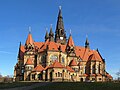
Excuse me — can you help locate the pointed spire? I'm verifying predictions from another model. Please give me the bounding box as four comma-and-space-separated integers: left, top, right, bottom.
67, 34, 74, 47
58, 6, 62, 17
45, 28, 49, 41
19, 41, 21, 47
18, 41, 21, 59
56, 6, 64, 30
25, 27, 34, 45
49, 24, 54, 41
85, 35, 90, 49
55, 6, 67, 44
49, 24, 54, 36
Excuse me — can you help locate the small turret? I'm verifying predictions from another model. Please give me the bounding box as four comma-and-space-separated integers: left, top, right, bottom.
49, 25, 54, 42
45, 29, 49, 41
25, 27, 34, 51
66, 32, 76, 56
85, 36, 90, 49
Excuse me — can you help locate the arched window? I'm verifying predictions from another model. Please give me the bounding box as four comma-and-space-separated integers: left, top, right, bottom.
58, 72, 60, 77
62, 57, 65, 63
92, 64, 95, 74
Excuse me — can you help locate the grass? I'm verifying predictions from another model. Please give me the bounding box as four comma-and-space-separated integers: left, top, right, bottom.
31, 82, 120, 90
0, 82, 35, 89
0, 82, 120, 90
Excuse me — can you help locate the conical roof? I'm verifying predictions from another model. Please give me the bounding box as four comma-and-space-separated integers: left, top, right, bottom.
25, 32, 34, 45
67, 35, 74, 47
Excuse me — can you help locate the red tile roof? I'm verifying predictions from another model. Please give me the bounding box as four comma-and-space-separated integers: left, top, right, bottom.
33, 65, 44, 72
25, 58, 34, 65
79, 74, 88, 77
83, 74, 88, 76
106, 74, 112, 78
88, 54, 98, 61
66, 66, 74, 72
19, 33, 103, 63
34, 42, 44, 48
69, 58, 77, 66
96, 74, 102, 76
49, 60, 64, 68
91, 74, 96, 76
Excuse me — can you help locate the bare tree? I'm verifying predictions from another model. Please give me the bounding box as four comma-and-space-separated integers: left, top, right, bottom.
116, 69, 120, 81
0, 73, 2, 78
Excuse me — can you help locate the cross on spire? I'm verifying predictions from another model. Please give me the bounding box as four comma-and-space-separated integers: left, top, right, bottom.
59, 6, 62, 10
28, 26, 32, 33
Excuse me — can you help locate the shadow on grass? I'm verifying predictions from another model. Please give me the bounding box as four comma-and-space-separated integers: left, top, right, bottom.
31, 82, 120, 90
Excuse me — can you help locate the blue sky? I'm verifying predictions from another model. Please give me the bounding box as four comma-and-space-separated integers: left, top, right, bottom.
0, 0, 120, 79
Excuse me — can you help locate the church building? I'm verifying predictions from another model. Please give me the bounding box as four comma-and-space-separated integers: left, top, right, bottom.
14, 7, 112, 82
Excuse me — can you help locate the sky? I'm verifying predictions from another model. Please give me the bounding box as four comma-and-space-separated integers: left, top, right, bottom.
0, 0, 120, 79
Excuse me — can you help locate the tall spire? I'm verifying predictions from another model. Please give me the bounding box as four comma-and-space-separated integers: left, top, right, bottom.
45, 28, 49, 41
55, 6, 67, 44
49, 24, 54, 41
18, 42, 24, 60
85, 35, 90, 49
18, 41, 21, 59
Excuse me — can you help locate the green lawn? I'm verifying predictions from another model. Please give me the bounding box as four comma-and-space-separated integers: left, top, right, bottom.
31, 82, 120, 90
0, 82, 35, 89
0, 82, 120, 90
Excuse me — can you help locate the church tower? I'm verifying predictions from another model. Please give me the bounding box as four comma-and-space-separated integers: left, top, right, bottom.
55, 6, 67, 45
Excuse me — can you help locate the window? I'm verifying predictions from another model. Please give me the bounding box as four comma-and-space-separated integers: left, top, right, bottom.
58, 72, 60, 77
60, 73, 62, 77
32, 74, 35, 80
62, 57, 64, 63
21, 69, 24, 73
41, 55, 45, 63
58, 72, 62, 77
50, 55, 58, 61
29, 67, 31, 70
99, 78, 101, 80
56, 73, 57, 77
92, 78, 95, 81
92, 65, 95, 74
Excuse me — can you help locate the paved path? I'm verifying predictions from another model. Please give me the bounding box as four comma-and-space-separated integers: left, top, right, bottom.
1, 82, 52, 90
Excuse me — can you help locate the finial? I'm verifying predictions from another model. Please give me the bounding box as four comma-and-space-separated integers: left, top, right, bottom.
59, 6, 62, 10
46, 27, 48, 31
28, 26, 32, 33
86, 34, 88, 38
70, 29, 72, 35
50, 24, 52, 28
